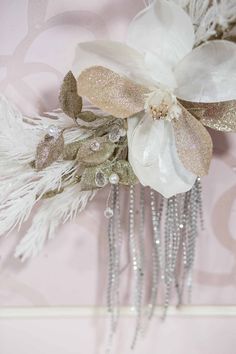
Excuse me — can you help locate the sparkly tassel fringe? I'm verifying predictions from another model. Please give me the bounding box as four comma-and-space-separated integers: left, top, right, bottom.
105, 177, 203, 350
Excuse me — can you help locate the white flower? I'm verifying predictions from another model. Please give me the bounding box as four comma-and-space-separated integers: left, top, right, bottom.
144, 89, 182, 122
72, 0, 236, 197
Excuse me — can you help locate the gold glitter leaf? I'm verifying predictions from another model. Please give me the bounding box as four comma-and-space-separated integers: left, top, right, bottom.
80, 162, 112, 191
179, 99, 236, 132
63, 141, 82, 160
77, 111, 97, 122
77, 66, 150, 118
76, 137, 115, 166
59, 71, 82, 119
35, 133, 64, 171
172, 104, 213, 177
113, 160, 138, 185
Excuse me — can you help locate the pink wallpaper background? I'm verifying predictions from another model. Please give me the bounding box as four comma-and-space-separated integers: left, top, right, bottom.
0, 0, 236, 353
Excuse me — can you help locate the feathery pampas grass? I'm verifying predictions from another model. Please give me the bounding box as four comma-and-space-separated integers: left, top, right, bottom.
0, 95, 96, 260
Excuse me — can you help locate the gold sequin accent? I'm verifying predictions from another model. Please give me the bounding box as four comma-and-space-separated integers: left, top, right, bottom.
179, 99, 236, 132
77, 66, 150, 118
172, 104, 213, 177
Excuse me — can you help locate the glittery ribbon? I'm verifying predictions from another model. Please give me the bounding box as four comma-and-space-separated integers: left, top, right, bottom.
77, 66, 149, 118
179, 99, 236, 132
172, 104, 213, 177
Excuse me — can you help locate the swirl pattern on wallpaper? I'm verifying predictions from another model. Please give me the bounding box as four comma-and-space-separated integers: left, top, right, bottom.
0, 0, 236, 306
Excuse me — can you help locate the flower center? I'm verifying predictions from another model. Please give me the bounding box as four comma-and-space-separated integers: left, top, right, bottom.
145, 89, 181, 121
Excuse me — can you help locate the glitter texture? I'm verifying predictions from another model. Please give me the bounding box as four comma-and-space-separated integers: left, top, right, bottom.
59, 71, 82, 119
76, 137, 115, 166
77, 66, 149, 118
180, 99, 236, 132
35, 132, 64, 171
172, 104, 213, 176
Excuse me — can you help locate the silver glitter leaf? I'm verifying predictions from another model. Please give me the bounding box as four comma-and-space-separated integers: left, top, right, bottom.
35, 133, 64, 170
76, 137, 115, 166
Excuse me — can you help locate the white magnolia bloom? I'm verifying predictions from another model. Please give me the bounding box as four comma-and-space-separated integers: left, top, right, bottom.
72, 0, 236, 197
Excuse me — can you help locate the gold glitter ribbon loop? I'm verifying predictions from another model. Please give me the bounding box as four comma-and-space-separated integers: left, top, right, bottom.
179, 99, 236, 132
77, 66, 149, 118
172, 104, 213, 177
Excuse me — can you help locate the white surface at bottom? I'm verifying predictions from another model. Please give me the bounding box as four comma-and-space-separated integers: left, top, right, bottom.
0, 305, 236, 318
0, 316, 235, 354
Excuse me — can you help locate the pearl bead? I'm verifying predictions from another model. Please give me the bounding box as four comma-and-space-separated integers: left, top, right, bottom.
109, 173, 120, 185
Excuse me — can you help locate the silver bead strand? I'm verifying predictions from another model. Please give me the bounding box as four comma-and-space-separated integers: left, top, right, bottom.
106, 185, 120, 353
128, 185, 143, 349
113, 184, 122, 324
186, 181, 199, 302
163, 196, 174, 318
149, 189, 163, 319
131, 185, 146, 349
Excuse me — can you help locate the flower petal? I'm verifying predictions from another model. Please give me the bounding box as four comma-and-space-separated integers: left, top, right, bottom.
175, 40, 236, 102
77, 66, 150, 118
172, 104, 213, 176
179, 99, 236, 132
72, 40, 155, 86
126, 0, 194, 67
127, 114, 196, 198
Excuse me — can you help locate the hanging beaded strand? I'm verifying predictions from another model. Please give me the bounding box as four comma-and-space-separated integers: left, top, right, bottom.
105, 184, 121, 353
130, 185, 146, 349
149, 188, 163, 319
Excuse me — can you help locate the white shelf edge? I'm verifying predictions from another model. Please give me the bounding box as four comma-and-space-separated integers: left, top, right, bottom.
0, 306, 236, 318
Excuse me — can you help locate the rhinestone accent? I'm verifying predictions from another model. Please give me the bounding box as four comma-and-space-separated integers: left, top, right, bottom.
119, 128, 127, 137
47, 125, 61, 137
95, 170, 108, 187
89, 140, 100, 151
108, 125, 120, 143
104, 207, 113, 219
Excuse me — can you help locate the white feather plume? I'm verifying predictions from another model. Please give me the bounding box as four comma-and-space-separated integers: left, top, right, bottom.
0, 96, 97, 259
170, 0, 235, 44
14, 185, 96, 261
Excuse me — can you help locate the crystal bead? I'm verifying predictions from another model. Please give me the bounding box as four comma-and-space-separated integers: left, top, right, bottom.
119, 128, 127, 137
108, 125, 120, 143
90, 140, 100, 152
95, 171, 108, 187
104, 207, 113, 218
47, 125, 61, 137
109, 173, 120, 185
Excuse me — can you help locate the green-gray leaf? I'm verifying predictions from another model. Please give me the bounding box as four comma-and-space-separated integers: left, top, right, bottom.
59, 71, 82, 119
76, 137, 115, 166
